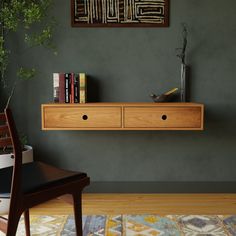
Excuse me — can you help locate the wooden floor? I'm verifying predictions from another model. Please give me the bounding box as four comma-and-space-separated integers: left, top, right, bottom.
30, 194, 236, 215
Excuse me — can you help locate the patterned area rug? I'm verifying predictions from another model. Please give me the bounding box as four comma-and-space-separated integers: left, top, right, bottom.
3, 215, 236, 235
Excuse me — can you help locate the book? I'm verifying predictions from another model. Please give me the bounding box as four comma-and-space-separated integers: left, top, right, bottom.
70, 73, 74, 103
53, 73, 60, 102
79, 73, 87, 103
74, 73, 79, 103
65, 73, 71, 103
53, 72, 87, 103
59, 73, 65, 103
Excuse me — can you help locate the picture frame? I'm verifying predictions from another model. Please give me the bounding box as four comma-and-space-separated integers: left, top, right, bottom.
71, 0, 169, 27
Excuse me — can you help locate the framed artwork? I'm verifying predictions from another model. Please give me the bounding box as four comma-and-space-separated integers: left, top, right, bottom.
71, 0, 169, 27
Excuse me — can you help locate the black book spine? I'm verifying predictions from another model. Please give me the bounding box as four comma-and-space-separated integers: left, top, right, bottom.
65, 73, 71, 103
74, 74, 79, 103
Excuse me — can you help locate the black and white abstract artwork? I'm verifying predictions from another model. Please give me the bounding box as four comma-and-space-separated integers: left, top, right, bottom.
71, 0, 169, 27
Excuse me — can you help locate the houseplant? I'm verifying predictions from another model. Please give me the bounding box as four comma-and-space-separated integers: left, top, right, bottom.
0, 0, 56, 100
0, 0, 55, 213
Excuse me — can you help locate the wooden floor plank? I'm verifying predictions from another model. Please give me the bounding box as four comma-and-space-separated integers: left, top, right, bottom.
30, 194, 236, 215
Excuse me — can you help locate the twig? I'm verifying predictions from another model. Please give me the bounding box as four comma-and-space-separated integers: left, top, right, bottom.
176, 23, 188, 64
5, 79, 18, 109
0, 0, 5, 82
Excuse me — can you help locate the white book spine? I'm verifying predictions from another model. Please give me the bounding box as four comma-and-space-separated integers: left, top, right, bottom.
53, 73, 59, 102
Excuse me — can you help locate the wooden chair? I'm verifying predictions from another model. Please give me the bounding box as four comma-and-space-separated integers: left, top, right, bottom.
0, 108, 90, 236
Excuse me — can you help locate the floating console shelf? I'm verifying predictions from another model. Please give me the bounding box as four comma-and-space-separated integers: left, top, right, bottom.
41, 103, 204, 131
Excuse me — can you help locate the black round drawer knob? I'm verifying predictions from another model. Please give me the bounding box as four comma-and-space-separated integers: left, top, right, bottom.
82, 115, 88, 120
161, 115, 167, 120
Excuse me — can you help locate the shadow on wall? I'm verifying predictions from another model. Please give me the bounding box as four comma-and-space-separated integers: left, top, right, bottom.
87, 181, 236, 193
87, 75, 101, 103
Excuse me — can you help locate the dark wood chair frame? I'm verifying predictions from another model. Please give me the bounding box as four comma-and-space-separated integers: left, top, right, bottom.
0, 108, 90, 235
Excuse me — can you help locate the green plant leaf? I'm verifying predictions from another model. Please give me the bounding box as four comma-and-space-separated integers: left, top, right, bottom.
17, 67, 36, 80
0, 0, 56, 84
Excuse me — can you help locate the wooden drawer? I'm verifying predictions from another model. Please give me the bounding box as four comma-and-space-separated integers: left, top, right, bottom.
124, 106, 203, 129
42, 106, 121, 129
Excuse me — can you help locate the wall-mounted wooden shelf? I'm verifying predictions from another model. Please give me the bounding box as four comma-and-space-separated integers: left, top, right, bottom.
41, 103, 204, 130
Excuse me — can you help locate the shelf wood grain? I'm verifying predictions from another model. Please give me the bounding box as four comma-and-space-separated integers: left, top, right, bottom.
124, 107, 202, 129
42, 106, 121, 129
41, 103, 204, 130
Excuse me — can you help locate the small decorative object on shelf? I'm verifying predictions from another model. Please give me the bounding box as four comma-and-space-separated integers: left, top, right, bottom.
150, 88, 178, 102
53, 72, 87, 104
176, 23, 189, 102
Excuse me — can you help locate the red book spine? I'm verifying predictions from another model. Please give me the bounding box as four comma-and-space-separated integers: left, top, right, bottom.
70, 73, 74, 103
59, 73, 65, 103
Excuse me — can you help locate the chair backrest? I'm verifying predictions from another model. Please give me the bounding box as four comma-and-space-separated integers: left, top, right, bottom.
0, 108, 23, 202
0, 113, 12, 151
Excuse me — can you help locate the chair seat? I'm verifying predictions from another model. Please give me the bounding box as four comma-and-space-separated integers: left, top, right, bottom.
0, 161, 87, 198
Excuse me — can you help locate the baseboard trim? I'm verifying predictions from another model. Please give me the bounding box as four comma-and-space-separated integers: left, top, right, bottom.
85, 181, 236, 193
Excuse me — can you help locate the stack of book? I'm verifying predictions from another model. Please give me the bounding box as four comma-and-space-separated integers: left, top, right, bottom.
53, 73, 87, 103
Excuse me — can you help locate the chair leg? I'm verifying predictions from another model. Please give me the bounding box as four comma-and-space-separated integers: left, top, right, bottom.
24, 209, 31, 236
72, 193, 83, 236
6, 211, 21, 236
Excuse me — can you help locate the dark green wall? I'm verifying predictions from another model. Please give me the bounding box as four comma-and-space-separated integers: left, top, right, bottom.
3, 0, 236, 192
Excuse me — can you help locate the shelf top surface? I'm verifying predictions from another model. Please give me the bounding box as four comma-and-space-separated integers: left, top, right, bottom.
42, 102, 204, 107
